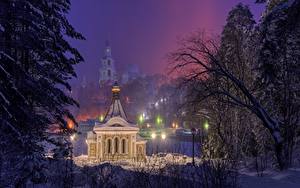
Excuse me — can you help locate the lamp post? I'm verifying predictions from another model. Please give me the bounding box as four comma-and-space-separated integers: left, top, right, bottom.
151, 132, 157, 154
161, 133, 166, 153
191, 128, 196, 166
203, 120, 209, 157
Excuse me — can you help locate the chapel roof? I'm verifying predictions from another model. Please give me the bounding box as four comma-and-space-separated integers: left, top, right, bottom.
94, 116, 139, 131
103, 82, 128, 122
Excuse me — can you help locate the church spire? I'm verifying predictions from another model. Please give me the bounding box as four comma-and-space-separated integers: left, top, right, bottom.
99, 40, 117, 86
104, 39, 112, 57
103, 82, 127, 122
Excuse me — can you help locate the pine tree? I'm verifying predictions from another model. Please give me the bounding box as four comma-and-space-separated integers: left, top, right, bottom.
204, 4, 258, 160
0, 0, 84, 186
257, 0, 300, 168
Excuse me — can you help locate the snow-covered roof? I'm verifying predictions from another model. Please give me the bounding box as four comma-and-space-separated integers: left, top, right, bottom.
136, 135, 147, 143
94, 117, 139, 132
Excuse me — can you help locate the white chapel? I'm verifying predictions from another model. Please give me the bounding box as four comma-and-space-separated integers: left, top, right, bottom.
86, 82, 147, 162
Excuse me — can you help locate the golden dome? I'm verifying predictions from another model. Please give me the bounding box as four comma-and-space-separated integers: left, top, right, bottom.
112, 82, 120, 93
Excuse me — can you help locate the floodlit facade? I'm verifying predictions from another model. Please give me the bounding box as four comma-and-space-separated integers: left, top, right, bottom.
99, 40, 117, 86
87, 83, 147, 162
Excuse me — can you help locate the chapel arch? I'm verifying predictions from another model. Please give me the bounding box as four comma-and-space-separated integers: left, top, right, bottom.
121, 138, 127, 154
107, 139, 112, 154
114, 137, 119, 154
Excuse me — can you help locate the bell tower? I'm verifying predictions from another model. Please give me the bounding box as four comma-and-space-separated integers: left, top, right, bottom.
99, 40, 117, 86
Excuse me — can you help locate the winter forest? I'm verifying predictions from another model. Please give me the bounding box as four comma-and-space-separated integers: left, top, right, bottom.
0, 0, 300, 188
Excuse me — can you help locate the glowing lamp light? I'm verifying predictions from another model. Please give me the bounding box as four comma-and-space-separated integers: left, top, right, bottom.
147, 123, 151, 128
99, 115, 104, 122
156, 116, 162, 125
161, 133, 166, 140
151, 132, 157, 139
204, 121, 209, 130
70, 134, 76, 141
85, 139, 88, 144
112, 86, 120, 93
138, 114, 144, 124
67, 120, 74, 129
172, 122, 175, 128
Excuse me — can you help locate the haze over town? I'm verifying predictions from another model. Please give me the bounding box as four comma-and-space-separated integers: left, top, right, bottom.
0, 1, 300, 187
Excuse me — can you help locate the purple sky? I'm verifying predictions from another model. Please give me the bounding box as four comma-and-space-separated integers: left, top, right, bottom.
68, 0, 264, 84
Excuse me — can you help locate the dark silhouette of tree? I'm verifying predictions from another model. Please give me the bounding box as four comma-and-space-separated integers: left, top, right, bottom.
0, 0, 84, 185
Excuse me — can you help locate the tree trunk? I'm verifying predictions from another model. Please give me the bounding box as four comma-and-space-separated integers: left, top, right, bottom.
260, 117, 286, 170
274, 142, 285, 170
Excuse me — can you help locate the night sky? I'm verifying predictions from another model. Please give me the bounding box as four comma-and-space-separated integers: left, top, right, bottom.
68, 0, 264, 84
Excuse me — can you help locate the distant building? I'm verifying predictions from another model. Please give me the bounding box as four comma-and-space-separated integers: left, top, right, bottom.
99, 41, 117, 86
86, 82, 147, 162
121, 64, 143, 84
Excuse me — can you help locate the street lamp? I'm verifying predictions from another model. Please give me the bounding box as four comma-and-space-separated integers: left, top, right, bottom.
70, 134, 76, 141
161, 133, 166, 140
139, 114, 144, 124
151, 132, 157, 139
191, 128, 197, 166
151, 132, 157, 154
204, 120, 209, 130
99, 115, 104, 122
156, 116, 163, 126
67, 120, 74, 130
161, 133, 167, 153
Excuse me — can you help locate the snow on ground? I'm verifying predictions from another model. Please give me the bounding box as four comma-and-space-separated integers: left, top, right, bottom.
240, 168, 300, 188
74, 153, 201, 170
74, 154, 300, 188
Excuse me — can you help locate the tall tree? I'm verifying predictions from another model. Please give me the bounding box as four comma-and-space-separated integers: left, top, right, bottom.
171, 1, 300, 170
214, 4, 258, 160
0, 0, 84, 186
174, 4, 259, 160
257, 0, 300, 167
170, 20, 280, 171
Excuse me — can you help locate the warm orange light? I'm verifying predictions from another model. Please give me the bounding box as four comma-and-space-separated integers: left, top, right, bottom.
67, 119, 74, 129
112, 86, 120, 93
